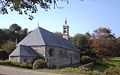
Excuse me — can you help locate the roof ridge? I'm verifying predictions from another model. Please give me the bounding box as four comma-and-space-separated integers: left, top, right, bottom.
37, 27, 46, 45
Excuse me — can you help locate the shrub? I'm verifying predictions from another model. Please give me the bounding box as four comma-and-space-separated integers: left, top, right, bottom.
32, 56, 45, 64
104, 66, 120, 75
0, 50, 8, 60
32, 59, 47, 69
19, 63, 32, 69
81, 56, 93, 64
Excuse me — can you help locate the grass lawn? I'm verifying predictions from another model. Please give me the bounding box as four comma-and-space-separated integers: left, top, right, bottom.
90, 57, 120, 72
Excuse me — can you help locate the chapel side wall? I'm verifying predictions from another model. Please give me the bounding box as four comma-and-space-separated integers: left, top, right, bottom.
45, 46, 80, 68
57, 48, 80, 67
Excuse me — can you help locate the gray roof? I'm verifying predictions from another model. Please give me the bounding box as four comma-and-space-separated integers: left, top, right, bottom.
17, 27, 80, 52
9, 45, 38, 57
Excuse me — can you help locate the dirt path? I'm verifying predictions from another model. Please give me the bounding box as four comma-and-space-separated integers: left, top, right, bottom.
0, 65, 62, 75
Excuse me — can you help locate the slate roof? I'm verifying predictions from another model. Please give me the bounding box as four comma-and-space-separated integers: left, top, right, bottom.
17, 27, 80, 52
9, 45, 38, 57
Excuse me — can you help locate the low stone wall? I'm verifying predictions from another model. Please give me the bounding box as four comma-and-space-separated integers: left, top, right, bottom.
82, 62, 94, 68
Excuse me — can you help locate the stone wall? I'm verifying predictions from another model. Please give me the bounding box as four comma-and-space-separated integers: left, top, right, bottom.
45, 46, 80, 68
9, 57, 20, 62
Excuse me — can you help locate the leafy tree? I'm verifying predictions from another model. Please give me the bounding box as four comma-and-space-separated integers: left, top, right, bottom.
16, 28, 28, 42
0, 0, 70, 20
72, 34, 90, 51
0, 29, 6, 45
54, 32, 62, 37
90, 27, 118, 59
1, 40, 16, 54
0, 24, 28, 55
70, 33, 97, 63
9, 24, 21, 32
116, 37, 120, 56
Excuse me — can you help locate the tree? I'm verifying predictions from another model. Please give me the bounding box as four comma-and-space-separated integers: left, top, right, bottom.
0, 24, 28, 50
0, 0, 70, 20
116, 37, 120, 56
54, 32, 62, 37
1, 40, 16, 54
71, 33, 89, 51
16, 28, 28, 42
90, 27, 118, 59
0, 29, 6, 45
9, 24, 21, 32
71, 33, 91, 56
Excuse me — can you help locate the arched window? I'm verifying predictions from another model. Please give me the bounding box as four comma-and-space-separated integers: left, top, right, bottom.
49, 48, 54, 57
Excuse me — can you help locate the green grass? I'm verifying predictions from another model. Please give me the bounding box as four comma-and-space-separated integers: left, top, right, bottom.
0, 60, 32, 69
90, 57, 120, 72
105, 57, 120, 66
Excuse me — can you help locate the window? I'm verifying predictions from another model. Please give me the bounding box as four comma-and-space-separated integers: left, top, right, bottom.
49, 48, 54, 57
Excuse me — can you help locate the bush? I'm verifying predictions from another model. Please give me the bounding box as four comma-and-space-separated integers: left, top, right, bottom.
19, 63, 32, 69
81, 56, 93, 64
32, 56, 45, 64
0, 50, 8, 60
104, 66, 120, 75
33, 59, 47, 69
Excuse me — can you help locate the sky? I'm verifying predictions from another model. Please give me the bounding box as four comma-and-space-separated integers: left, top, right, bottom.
0, 0, 120, 37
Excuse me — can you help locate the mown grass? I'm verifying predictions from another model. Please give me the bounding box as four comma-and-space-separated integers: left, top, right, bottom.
105, 57, 120, 66
90, 57, 120, 72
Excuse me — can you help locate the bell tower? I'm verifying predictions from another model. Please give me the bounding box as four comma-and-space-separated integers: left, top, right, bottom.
63, 19, 69, 40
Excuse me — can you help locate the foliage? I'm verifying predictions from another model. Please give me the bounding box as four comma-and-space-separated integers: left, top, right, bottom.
116, 37, 120, 56
90, 27, 118, 59
32, 56, 45, 64
0, 50, 8, 60
0, 60, 32, 69
32, 59, 47, 69
0, 29, 6, 46
1, 40, 16, 54
81, 55, 93, 64
70, 33, 91, 54
70, 33, 97, 61
104, 66, 120, 75
9, 24, 21, 32
0, 0, 70, 20
54, 32, 62, 37
0, 24, 28, 49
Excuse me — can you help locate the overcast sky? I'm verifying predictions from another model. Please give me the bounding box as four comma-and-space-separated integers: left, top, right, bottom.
0, 0, 120, 36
